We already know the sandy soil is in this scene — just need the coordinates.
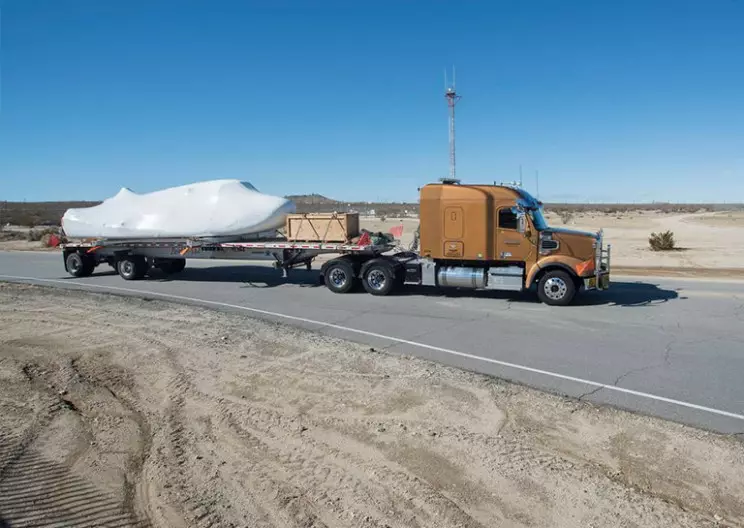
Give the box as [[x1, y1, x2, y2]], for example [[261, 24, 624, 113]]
[[559, 211, 744, 270], [1, 283, 742, 528], [0, 239, 60, 251]]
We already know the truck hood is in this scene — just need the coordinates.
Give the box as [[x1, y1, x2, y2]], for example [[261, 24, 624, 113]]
[[543, 227, 599, 239], [544, 227, 598, 261]]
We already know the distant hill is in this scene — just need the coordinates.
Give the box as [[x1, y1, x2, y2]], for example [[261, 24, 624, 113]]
[[285, 193, 337, 205], [2, 197, 743, 227], [0, 201, 101, 227]]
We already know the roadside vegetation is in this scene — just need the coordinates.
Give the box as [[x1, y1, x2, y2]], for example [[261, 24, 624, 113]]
[[649, 230, 677, 251]]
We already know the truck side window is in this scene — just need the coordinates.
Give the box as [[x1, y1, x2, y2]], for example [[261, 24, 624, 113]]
[[498, 208, 518, 230]]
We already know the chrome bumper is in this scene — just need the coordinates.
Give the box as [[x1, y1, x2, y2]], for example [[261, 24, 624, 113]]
[[587, 230, 611, 291]]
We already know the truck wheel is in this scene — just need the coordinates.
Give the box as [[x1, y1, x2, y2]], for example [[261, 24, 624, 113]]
[[323, 259, 356, 294], [117, 256, 148, 281], [66, 253, 95, 278], [362, 261, 396, 296], [537, 270, 576, 306]]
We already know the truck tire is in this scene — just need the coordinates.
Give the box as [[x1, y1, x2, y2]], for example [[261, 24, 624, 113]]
[[362, 261, 396, 296], [117, 256, 148, 281], [66, 252, 95, 278], [537, 269, 576, 306], [323, 259, 357, 294]]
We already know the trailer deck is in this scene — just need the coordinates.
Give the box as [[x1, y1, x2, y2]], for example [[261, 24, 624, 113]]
[[61, 234, 397, 281]]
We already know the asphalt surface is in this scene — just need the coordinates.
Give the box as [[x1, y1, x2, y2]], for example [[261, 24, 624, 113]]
[[2, 250, 743, 435]]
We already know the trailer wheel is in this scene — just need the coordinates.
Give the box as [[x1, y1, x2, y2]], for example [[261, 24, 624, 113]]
[[323, 259, 356, 294], [537, 269, 576, 306], [66, 253, 95, 278], [362, 261, 396, 296], [117, 256, 148, 281]]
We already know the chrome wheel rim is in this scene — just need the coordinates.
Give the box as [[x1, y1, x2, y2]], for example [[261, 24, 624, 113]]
[[329, 268, 348, 288], [121, 261, 134, 276], [367, 269, 386, 291], [544, 277, 568, 301], [69, 258, 81, 272]]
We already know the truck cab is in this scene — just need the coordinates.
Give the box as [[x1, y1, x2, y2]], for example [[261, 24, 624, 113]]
[[415, 178, 611, 305]]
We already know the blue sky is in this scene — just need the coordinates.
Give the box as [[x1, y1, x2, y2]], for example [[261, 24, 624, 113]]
[[1, 0, 743, 203]]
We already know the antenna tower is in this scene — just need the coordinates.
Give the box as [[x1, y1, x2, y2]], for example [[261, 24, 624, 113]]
[[444, 67, 462, 181]]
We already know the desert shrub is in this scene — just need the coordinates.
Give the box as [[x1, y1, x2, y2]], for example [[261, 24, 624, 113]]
[[0, 230, 26, 242], [649, 231, 676, 251], [27, 227, 58, 242], [559, 211, 575, 224]]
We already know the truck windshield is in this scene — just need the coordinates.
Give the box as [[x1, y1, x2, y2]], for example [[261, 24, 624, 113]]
[[529, 208, 549, 230]]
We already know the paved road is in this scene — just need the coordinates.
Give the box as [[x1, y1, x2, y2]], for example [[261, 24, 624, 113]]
[[2, 250, 743, 435]]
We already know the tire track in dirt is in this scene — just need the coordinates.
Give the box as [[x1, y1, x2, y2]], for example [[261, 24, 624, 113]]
[[0, 362, 148, 527]]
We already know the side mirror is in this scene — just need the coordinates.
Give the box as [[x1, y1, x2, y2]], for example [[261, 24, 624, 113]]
[[517, 211, 527, 234]]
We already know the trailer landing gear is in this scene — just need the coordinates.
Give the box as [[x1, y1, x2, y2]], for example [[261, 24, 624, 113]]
[[155, 258, 186, 275]]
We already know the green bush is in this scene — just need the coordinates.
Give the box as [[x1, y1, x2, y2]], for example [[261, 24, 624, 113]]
[[649, 231, 676, 251]]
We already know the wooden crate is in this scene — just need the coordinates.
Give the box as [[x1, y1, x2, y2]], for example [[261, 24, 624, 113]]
[[285, 213, 360, 242]]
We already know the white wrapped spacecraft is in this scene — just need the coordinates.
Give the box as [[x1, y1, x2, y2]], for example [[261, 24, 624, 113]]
[[61, 180, 296, 239]]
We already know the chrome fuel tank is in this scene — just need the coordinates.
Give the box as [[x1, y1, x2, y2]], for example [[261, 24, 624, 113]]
[[437, 266, 486, 289]]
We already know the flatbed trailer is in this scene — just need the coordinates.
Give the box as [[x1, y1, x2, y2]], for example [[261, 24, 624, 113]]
[[61, 235, 397, 280]]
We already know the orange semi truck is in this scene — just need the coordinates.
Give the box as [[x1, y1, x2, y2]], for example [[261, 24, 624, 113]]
[[62, 178, 610, 306], [319, 178, 610, 305]]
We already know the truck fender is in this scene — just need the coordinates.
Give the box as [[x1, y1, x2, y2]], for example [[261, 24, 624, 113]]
[[320, 255, 364, 278], [359, 257, 403, 278], [526, 257, 582, 287]]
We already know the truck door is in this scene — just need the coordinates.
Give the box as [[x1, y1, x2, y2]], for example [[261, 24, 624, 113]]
[[495, 207, 536, 263]]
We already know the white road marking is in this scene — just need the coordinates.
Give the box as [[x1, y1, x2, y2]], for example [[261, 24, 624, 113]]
[[2, 273, 744, 423]]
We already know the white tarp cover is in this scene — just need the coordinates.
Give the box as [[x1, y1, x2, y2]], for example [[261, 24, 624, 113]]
[[62, 179, 296, 239]]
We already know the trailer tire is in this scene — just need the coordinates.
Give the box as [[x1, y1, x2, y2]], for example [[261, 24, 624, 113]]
[[362, 261, 396, 296], [323, 259, 357, 294], [66, 253, 95, 278], [537, 269, 576, 306], [117, 256, 148, 281]]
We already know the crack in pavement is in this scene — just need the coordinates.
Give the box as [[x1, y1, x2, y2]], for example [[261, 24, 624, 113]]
[[576, 385, 604, 401], [579, 335, 677, 402], [613, 341, 675, 388]]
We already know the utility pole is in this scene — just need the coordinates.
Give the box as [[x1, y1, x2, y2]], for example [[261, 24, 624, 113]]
[[535, 170, 540, 199], [444, 67, 462, 181], [519, 165, 523, 187]]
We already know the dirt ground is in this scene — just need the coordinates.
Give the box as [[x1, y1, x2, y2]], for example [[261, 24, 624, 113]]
[[1, 283, 743, 528]]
